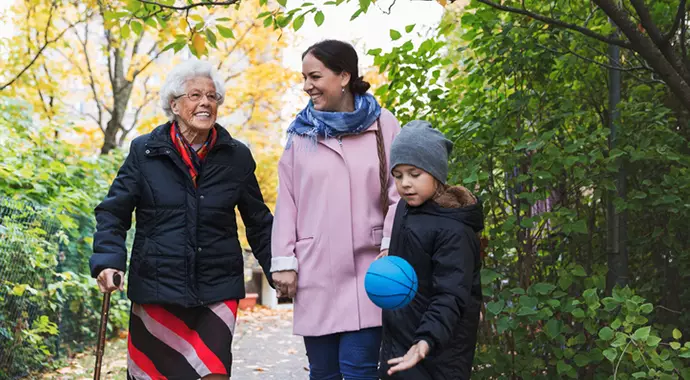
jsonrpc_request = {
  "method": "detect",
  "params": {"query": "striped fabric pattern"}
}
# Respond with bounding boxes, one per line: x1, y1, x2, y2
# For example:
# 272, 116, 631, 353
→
127, 300, 238, 380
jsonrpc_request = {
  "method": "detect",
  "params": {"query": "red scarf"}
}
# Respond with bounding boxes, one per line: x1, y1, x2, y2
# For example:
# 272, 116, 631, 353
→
170, 122, 217, 187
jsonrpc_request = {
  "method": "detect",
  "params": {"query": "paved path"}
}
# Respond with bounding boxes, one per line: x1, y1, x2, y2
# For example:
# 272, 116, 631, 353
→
46, 307, 308, 379
232, 307, 308, 379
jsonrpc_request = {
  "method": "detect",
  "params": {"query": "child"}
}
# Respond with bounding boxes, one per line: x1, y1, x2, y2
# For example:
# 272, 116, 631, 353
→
378, 120, 484, 380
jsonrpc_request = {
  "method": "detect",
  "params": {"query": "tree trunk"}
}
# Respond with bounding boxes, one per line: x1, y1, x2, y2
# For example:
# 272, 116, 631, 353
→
100, 48, 134, 155
605, 26, 629, 295
593, 0, 690, 113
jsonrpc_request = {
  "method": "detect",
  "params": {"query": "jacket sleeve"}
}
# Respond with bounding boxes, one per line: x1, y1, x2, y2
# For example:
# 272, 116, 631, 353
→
270, 146, 299, 272
414, 226, 477, 355
381, 111, 402, 250
90, 142, 141, 278
237, 151, 275, 285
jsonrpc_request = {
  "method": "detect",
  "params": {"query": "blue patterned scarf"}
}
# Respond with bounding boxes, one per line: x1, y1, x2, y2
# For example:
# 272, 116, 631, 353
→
286, 93, 381, 149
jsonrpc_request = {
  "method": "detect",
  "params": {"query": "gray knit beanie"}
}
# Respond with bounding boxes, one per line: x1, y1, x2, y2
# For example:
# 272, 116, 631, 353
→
390, 120, 454, 183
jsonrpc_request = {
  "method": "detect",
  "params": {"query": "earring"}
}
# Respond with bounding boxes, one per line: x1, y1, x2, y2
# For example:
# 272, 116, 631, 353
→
341, 87, 345, 93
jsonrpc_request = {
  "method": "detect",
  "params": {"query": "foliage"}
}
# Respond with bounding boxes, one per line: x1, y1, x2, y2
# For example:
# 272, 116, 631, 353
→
0, 96, 126, 378
368, 1, 690, 377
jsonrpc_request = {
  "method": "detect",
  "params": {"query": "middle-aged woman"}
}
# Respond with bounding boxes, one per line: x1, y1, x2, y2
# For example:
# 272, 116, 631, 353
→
271, 39, 401, 379
89, 59, 274, 380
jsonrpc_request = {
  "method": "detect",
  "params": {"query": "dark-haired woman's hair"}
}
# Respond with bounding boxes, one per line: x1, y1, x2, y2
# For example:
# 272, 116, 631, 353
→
302, 39, 371, 95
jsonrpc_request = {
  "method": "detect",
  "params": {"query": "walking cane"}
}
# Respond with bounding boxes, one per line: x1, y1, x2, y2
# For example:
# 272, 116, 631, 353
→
94, 272, 121, 380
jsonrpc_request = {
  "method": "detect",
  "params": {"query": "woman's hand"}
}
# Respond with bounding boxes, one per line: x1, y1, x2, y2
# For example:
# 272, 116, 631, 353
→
96, 268, 125, 293
272, 270, 297, 298
375, 249, 389, 260
387, 340, 430, 375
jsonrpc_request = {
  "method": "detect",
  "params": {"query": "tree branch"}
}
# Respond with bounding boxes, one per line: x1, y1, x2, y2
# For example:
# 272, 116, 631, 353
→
137, 0, 241, 11
537, 43, 648, 72
629, 0, 690, 84
76, 22, 105, 126
475, 0, 633, 49
0, 12, 87, 90
663, 0, 687, 43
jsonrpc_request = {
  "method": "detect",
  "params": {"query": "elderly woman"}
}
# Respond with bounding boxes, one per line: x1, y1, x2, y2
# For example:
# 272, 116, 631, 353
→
89, 59, 273, 379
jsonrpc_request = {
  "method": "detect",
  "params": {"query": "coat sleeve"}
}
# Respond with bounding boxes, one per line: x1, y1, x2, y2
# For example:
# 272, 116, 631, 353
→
90, 141, 141, 278
270, 145, 299, 272
413, 226, 477, 355
381, 111, 402, 250
237, 150, 275, 285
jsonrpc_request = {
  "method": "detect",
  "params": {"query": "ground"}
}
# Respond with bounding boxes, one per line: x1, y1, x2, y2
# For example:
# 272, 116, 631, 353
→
44, 307, 308, 379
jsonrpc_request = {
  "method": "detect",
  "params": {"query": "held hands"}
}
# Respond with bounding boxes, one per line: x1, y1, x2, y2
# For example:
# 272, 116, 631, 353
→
96, 268, 124, 293
387, 340, 430, 376
375, 249, 389, 260
272, 270, 297, 298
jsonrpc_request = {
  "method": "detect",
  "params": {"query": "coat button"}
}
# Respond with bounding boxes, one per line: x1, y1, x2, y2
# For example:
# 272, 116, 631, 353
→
165, 149, 171, 154
200, 195, 205, 200
145, 149, 150, 154
197, 247, 202, 252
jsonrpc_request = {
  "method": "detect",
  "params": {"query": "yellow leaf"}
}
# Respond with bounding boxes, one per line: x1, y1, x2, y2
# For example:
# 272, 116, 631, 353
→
192, 33, 206, 55
437, 0, 447, 6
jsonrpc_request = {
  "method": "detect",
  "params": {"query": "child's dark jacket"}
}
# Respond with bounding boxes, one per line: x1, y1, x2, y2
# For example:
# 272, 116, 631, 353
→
379, 186, 484, 380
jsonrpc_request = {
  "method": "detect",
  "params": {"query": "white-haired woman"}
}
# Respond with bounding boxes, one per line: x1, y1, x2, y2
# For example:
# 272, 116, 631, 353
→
90, 59, 274, 379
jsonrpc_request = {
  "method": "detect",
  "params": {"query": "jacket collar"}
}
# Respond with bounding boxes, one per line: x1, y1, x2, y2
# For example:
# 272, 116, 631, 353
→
146, 121, 236, 151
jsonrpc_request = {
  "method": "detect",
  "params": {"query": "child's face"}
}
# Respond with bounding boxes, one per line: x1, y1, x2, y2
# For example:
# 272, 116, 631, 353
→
392, 165, 438, 207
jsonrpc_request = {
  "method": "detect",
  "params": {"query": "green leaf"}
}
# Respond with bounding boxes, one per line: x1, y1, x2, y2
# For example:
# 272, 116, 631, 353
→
519, 296, 538, 308
599, 327, 614, 341
531, 282, 556, 295
293, 14, 305, 31
216, 25, 235, 39
480, 269, 500, 284
314, 11, 325, 26
517, 306, 537, 316
559, 274, 573, 290
390, 29, 402, 40
350, 9, 362, 21
545, 319, 561, 339
572, 265, 587, 277
367, 48, 382, 55
574, 354, 590, 367
639, 303, 653, 314
557, 360, 573, 374
263, 16, 273, 28
632, 326, 651, 342
646, 335, 661, 347
121, 24, 131, 39
571, 308, 585, 319
632, 372, 647, 379
486, 300, 505, 315
405, 24, 415, 33
277, 0, 287, 6
130, 20, 143, 36
604, 348, 618, 363
673, 328, 682, 340
670, 342, 681, 350
510, 287, 526, 295
359, 0, 371, 12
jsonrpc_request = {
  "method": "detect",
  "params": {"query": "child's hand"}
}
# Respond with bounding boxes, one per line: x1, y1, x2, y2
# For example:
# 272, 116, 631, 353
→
375, 249, 389, 260
387, 340, 430, 375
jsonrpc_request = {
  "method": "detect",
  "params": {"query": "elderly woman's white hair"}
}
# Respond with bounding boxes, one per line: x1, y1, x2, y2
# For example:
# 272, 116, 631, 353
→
160, 59, 226, 120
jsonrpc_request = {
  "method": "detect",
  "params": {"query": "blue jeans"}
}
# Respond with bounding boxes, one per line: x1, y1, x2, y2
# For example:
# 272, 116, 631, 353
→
303, 327, 382, 380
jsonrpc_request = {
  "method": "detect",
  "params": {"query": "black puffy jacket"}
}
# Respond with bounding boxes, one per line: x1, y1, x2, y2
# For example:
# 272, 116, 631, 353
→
89, 122, 273, 307
379, 186, 484, 380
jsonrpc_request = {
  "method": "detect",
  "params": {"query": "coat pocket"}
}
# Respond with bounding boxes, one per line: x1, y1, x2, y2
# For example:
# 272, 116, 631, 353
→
371, 226, 383, 248
294, 237, 314, 259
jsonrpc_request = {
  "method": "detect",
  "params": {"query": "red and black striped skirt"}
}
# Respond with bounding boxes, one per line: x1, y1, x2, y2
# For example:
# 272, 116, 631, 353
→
126, 300, 238, 380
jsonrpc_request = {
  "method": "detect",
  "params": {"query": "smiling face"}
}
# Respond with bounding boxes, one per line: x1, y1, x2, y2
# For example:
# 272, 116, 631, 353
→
170, 76, 218, 132
392, 164, 439, 207
301, 52, 351, 112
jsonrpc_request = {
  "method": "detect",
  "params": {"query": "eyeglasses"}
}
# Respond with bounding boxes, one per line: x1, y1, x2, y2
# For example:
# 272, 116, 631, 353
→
175, 91, 222, 103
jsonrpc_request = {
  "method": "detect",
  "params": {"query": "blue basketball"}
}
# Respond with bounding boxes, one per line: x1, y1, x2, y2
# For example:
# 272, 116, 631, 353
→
365, 256, 418, 310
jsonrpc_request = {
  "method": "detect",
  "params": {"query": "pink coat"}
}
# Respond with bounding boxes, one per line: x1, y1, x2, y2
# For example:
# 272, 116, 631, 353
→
271, 109, 401, 336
